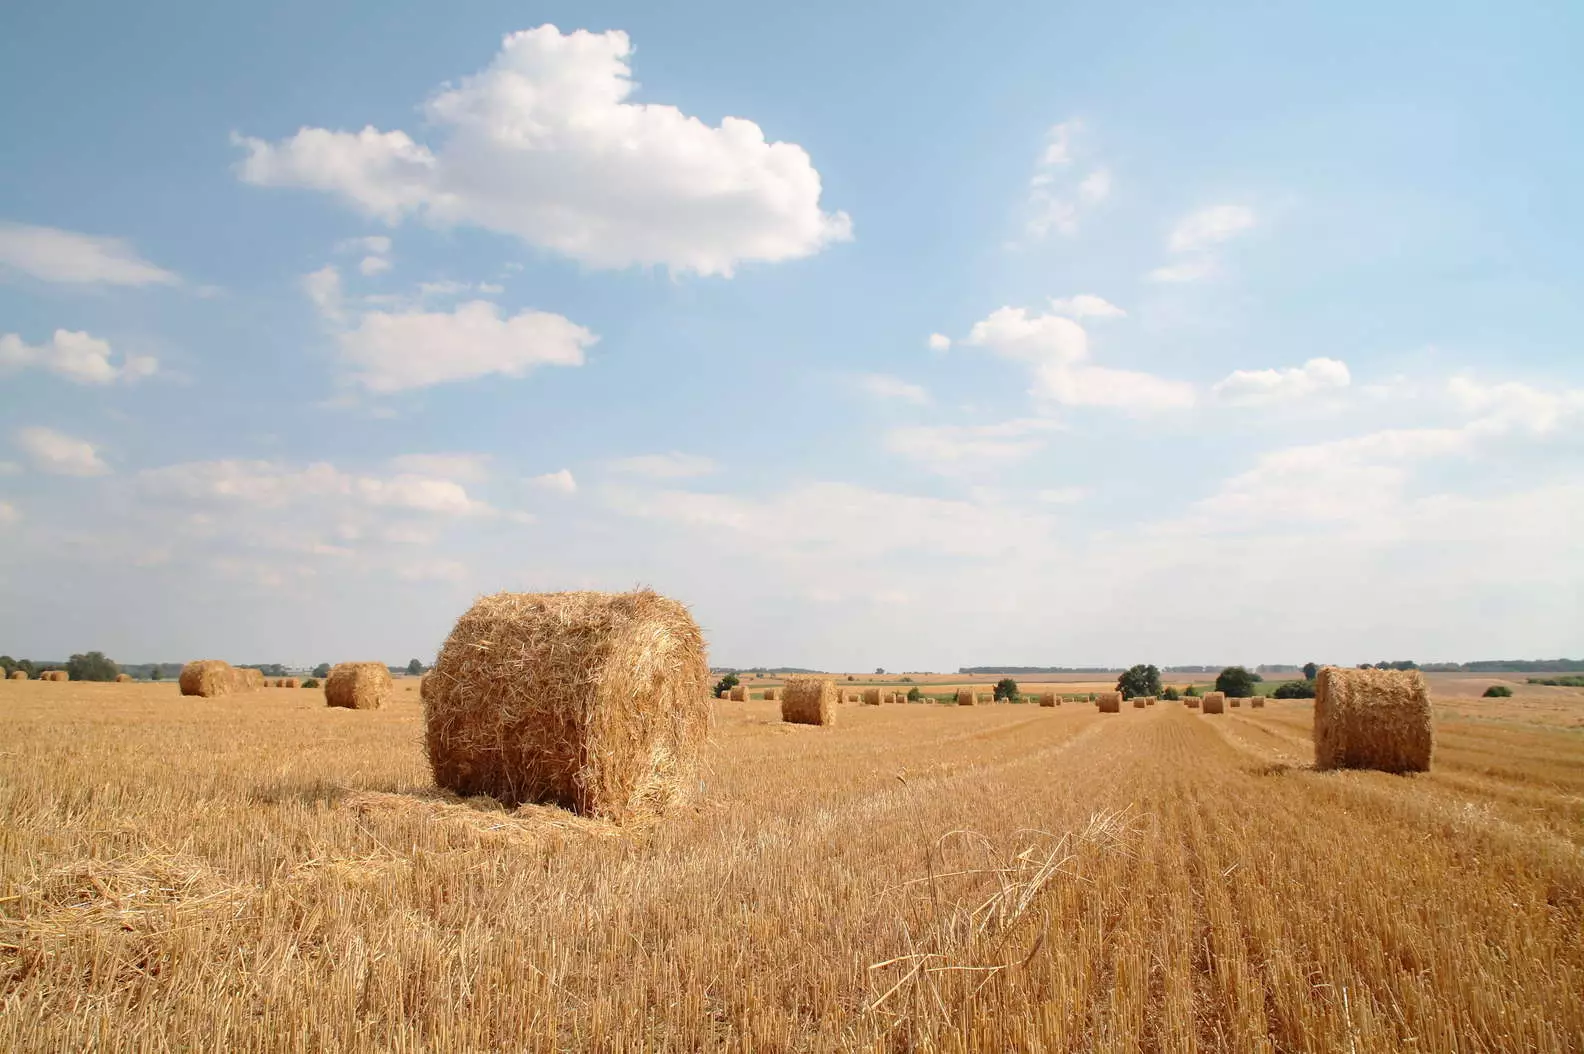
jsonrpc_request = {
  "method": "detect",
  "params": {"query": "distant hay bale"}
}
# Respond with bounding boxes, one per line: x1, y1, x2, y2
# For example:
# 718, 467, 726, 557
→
7, 670, 25, 680
1250, 697, 1265, 709
1038, 692, 1057, 707
1131, 696, 1146, 708
862, 688, 882, 705
1202, 691, 1225, 714
180, 660, 238, 698
1097, 692, 1121, 713
729, 685, 748, 702
762, 687, 779, 702
280, 677, 301, 689
1186, 696, 1201, 709
956, 689, 974, 706
1230, 697, 1243, 707
781, 676, 836, 726
423, 589, 710, 822
1145, 696, 1156, 706
1314, 667, 1433, 773
325, 662, 393, 710
42, 670, 68, 682
115, 673, 133, 683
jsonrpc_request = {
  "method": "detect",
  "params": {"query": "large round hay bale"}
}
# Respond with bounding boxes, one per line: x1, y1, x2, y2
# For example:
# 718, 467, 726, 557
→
862, 688, 882, 705
956, 689, 974, 706
180, 660, 236, 697
114, 673, 133, 683
1038, 692, 1057, 707
1186, 696, 1201, 709
423, 590, 710, 822
1202, 691, 1225, 714
1131, 696, 1146, 708
1314, 667, 1432, 773
1097, 691, 1121, 713
7, 670, 25, 680
781, 676, 836, 726
325, 662, 392, 710
1250, 697, 1265, 709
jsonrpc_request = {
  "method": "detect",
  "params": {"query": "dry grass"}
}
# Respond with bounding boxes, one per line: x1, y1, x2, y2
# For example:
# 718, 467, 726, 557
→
1, 681, 1582, 1052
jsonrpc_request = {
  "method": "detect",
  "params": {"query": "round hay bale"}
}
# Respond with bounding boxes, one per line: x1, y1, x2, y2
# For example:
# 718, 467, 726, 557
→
862, 687, 882, 705
1314, 667, 1432, 773
280, 677, 301, 689
180, 660, 236, 697
1230, 697, 1243, 708
1250, 697, 1265, 709
1186, 696, 1201, 709
7, 670, 26, 680
39, 670, 66, 682
325, 662, 392, 710
762, 687, 779, 702
729, 684, 748, 702
1038, 692, 1057, 707
424, 589, 710, 823
956, 689, 975, 706
1202, 691, 1225, 714
1097, 691, 1122, 713
114, 673, 133, 683
1131, 696, 1146, 708
781, 676, 836, 726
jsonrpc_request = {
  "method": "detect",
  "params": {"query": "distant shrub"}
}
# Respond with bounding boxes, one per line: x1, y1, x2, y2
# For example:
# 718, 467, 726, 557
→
1161, 686, 1180, 701
1527, 675, 1584, 687
1273, 680, 1317, 700
993, 677, 1020, 703
907, 687, 922, 702
1482, 685, 1512, 698
1183, 685, 1199, 697
303, 678, 320, 689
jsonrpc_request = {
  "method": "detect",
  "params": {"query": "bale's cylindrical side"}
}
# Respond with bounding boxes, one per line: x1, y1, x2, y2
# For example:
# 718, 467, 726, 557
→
956, 689, 974, 706
7, 670, 25, 680
1314, 667, 1433, 773
325, 662, 393, 710
729, 685, 748, 702
1230, 697, 1244, 707
781, 676, 836, 726
180, 660, 236, 698
1186, 697, 1201, 709
862, 688, 882, 705
1038, 692, 1057, 707
114, 673, 133, 683
762, 687, 779, 702
1250, 697, 1265, 709
281, 677, 301, 689
1131, 696, 1146, 708
1202, 691, 1226, 714
424, 590, 711, 823
1097, 691, 1122, 713
42, 670, 67, 682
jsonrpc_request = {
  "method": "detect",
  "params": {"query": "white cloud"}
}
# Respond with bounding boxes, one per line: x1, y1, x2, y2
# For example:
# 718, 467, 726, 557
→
1025, 120, 1109, 239
1446, 376, 1584, 435
312, 267, 594, 392
388, 452, 491, 483
358, 255, 391, 276
606, 452, 719, 479
396, 559, 469, 582
529, 468, 577, 494
0, 330, 158, 385
1213, 357, 1351, 406
1148, 205, 1256, 283
0, 500, 18, 526
857, 373, 930, 405
1036, 487, 1088, 505
0, 222, 178, 286
927, 333, 952, 352
884, 418, 1060, 472
235, 25, 851, 277
1048, 294, 1125, 320
1078, 169, 1111, 204
964, 305, 1196, 411
138, 459, 490, 516
337, 235, 392, 255
15, 426, 109, 476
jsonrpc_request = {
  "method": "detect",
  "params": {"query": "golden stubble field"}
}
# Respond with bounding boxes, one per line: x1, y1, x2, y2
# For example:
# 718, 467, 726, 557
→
2, 678, 1582, 1052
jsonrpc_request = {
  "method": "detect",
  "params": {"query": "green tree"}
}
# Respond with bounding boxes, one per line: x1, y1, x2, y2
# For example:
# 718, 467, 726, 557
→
1215, 666, 1258, 697
907, 687, 922, 702
1482, 685, 1512, 698
1183, 685, 1200, 697
303, 678, 320, 689
1273, 680, 1317, 699
875, 667, 886, 675
406, 658, 424, 676
150, 666, 163, 681
712, 672, 740, 697
313, 663, 331, 679
0, 655, 15, 675
1116, 664, 1163, 700
1302, 662, 1318, 681
66, 651, 119, 682
993, 677, 1019, 702
1161, 685, 1180, 701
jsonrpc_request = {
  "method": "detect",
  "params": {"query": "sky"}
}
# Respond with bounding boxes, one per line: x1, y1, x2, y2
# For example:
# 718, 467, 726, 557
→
1, 0, 1581, 670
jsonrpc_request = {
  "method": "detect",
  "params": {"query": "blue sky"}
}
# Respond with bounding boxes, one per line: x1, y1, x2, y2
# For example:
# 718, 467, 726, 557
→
1, 1, 1580, 669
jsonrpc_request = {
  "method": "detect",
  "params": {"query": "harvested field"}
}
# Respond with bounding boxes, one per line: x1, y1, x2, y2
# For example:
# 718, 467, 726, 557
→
1, 680, 1581, 1052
